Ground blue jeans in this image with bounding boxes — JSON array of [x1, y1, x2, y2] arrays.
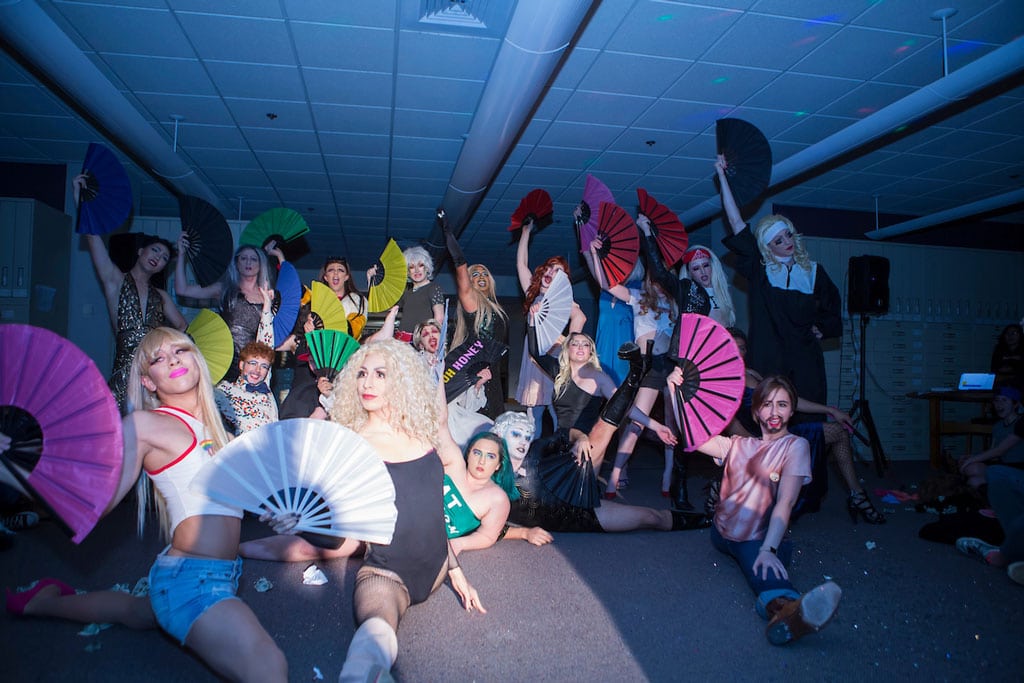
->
[[988, 465, 1024, 563], [711, 525, 800, 619], [148, 550, 243, 645]]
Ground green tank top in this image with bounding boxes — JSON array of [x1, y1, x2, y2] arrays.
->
[[443, 474, 481, 539]]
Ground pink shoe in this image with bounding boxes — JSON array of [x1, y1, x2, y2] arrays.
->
[[604, 491, 618, 501], [6, 578, 76, 616]]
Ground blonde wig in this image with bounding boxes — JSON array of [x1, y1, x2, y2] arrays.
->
[[452, 264, 508, 348], [553, 332, 601, 399], [753, 215, 811, 271], [127, 327, 230, 541], [683, 244, 736, 327], [330, 339, 440, 450]]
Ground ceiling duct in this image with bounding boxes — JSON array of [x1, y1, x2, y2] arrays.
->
[[866, 187, 1024, 240], [0, 0, 226, 211], [678, 37, 1024, 231], [437, 0, 596, 235]]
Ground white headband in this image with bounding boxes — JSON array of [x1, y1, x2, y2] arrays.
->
[[759, 220, 790, 246]]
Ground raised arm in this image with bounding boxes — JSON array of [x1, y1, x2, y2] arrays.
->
[[442, 214, 477, 314], [157, 289, 188, 331], [174, 233, 223, 300], [366, 305, 399, 343], [586, 239, 630, 303], [516, 220, 534, 293], [636, 215, 678, 298], [715, 154, 747, 236]]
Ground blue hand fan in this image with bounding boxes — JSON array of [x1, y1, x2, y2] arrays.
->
[[273, 262, 301, 347], [77, 143, 133, 235]]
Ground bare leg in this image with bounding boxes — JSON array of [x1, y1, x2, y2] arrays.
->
[[593, 500, 672, 532], [239, 535, 364, 562], [186, 598, 287, 683], [19, 584, 156, 629]]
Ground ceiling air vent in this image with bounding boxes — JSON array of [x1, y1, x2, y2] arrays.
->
[[419, 0, 489, 29]]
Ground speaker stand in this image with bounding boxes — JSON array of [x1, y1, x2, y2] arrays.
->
[[848, 314, 888, 476]]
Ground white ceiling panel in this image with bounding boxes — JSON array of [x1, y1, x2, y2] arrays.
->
[[176, 13, 293, 64]]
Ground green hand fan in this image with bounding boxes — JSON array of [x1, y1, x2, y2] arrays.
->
[[240, 208, 309, 248], [304, 329, 360, 380]]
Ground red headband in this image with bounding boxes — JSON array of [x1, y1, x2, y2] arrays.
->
[[683, 248, 711, 264]]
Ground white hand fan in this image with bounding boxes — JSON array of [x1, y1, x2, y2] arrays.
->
[[534, 270, 573, 354], [189, 419, 397, 544]]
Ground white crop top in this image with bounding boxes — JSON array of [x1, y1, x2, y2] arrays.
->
[[145, 406, 242, 533], [628, 289, 673, 356]]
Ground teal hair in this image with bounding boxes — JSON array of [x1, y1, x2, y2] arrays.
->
[[465, 431, 520, 502]]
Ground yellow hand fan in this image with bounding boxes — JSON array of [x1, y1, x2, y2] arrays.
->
[[310, 282, 349, 332], [368, 238, 408, 313], [186, 309, 233, 383]]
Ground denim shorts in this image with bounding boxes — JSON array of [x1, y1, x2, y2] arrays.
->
[[148, 549, 243, 645]]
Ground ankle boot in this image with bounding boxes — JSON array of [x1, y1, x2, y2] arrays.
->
[[764, 582, 842, 646], [703, 476, 722, 519], [668, 445, 693, 512], [599, 343, 645, 427], [670, 509, 710, 530]]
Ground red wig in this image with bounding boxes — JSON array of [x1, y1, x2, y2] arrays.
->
[[523, 255, 570, 314]]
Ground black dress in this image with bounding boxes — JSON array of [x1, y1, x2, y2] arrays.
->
[[457, 306, 508, 419], [639, 233, 711, 363], [723, 229, 842, 406]]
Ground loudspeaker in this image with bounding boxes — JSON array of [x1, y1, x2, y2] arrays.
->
[[847, 255, 890, 315]]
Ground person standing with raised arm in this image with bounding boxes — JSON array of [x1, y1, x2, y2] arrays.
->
[[74, 175, 187, 412], [716, 155, 842, 407]]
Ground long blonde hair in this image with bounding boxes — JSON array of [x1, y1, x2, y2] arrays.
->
[[452, 264, 508, 347], [127, 327, 230, 541], [553, 332, 601, 399], [329, 339, 440, 450], [684, 244, 736, 327]]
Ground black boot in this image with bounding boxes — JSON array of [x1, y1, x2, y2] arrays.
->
[[703, 475, 722, 519], [599, 343, 645, 427], [670, 509, 711, 531], [668, 444, 693, 512]]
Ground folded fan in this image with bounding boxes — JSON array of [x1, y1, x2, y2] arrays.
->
[[76, 142, 132, 235], [240, 208, 309, 248], [508, 189, 554, 233], [533, 270, 574, 355], [190, 419, 397, 544], [186, 309, 233, 384], [179, 195, 233, 287], [310, 281, 349, 332], [368, 239, 407, 313], [637, 188, 688, 268]]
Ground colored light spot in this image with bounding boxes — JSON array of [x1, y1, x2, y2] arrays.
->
[[902, 39, 917, 47], [894, 45, 910, 55], [894, 125, 907, 133], [792, 35, 818, 47], [948, 40, 982, 55], [857, 107, 877, 115], [794, 111, 808, 117], [806, 14, 843, 26], [657, 14, 674, 22], [712, 77, 728, 84]]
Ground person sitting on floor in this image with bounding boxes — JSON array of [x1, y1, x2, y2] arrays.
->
[[959, 385, 1024, 492], [956, 463, 1024, 586], [682, 373, 843, 645]]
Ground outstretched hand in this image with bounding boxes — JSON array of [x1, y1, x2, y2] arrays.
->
[[636, 214, 652, 236], [753, 549, 788, 581], [448, 567, 486, 614], [524, 527, 553, 546], [715, 153, 728, 176]]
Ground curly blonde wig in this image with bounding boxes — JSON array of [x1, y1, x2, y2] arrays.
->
[[330, 339, 440, 450]]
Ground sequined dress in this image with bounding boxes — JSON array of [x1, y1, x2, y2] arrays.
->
[[110, 274, 165, 412]]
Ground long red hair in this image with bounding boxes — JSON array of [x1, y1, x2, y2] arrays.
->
[[523, 255, 570, 313]]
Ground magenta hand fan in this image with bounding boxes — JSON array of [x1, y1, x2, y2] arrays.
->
[[576, 175, 614, 254], [190, 419, 397, 544], [671, 314, 745, 450], [0, 325, 123, 543]]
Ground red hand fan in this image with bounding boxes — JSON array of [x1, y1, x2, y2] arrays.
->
[[637, 188, 689, 268], [508, 189, 553, 232], [593, 203, 640, 288]]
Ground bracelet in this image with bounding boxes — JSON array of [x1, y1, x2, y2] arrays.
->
[[760, 545, 777, 555]]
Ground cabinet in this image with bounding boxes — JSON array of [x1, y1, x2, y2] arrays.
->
[[0, 198, 70, 335]]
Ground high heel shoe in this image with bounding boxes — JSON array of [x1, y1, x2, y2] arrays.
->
[[847, 491, 885, 524], [6, 578, 76, 615]]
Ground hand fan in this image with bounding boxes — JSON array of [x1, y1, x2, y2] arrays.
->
[[593, 202, 640, 288], [671, 314, 745, 451], [190, 419, 397, 544], [310, 281, 349, 332], [715, 118, 772, 209], [76, 142, 132, 235], [186, 309, 234, 383], [304, 329, 360, 381], [240, 208, 309, 248], [533, 270, 573, 355], [273, 262, 302, 347], [442, 336, 509, 403], [0, 325, 123, 543], [637, 188, 688, 268], [368, 239, 407, 313], [179, 195, 233, 287], [576, 175, 614, 254], [536, 438, 600, 509], [508, 189, 554, 233]]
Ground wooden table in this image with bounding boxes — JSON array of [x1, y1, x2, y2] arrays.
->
[[907, 390, 994, 468]]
